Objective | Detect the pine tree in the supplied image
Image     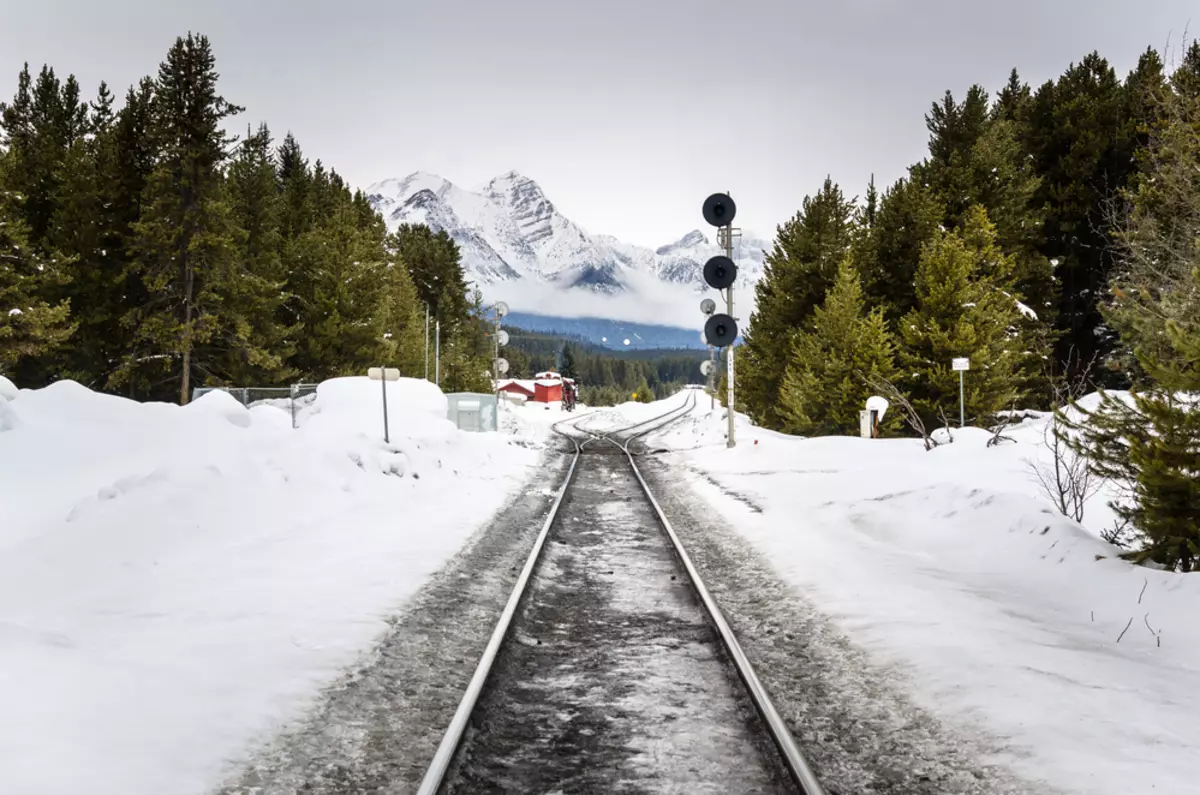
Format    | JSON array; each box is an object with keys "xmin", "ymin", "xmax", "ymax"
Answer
[
  {"xmin": 856, "ymin": 175, "xmax": 945, "ymax": 322},
  {"xmin": 381, "ymin": 248, "xmax": 425, "ymax": 378},
  {"xmin": 994, "ymin": 68, "xmax": 1032, "ymax": 122},
  {"xmin": 38, "ymin": 82, "xmax": 129, "ymax": 387},
  {"xmin": 740, "ymin": 177, "xmax": 855, "ymax": 429},
  {"xmin": 778, "ymin": 258, "xmax": 900, "ymax": 436},
  {"xmin": 1024, "ymin": 52, "xmax": 1135, "ymax": 385},
  {"xmin": 392, "ymin": 223, "xmax": 468, "ymax": 321},
  {"xmin": 899, "ymin": 207, "xmax": 1028, "ymax": 427},
  {"xmin": 287, "ymin": 194, "xmax": 391, "ymax": 381},
  {"xmin": 121, "ymin": 33, "xmax": 244, "ymax": 403},
  {"xmin": 1063, "ymin": 70, "xmax": 1200, "ymax": 572},
  {"xmin": 213, "ymin": 122, "xmax": 295, "ymax": 386},
  {"xmin": 560, "ymin": 341, "xmax": 577, "ymax": 379},
  {"xmin": 0, "ymin": 167, "xmax": 74, "ymax": 375},
  {"xmin": 925, "ymin": 85, "xmax": 991, "ymax": 223}
]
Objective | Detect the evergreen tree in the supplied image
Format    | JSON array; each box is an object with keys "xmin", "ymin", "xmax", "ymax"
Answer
[
  {"xmin": 741, "ymin": 177, "xmax": 855, "ymax": 429},
  {"xmin": 778, "ymin": 258, "xmax": 900, "ymax": 436},
  {"xmin": 1064, "ymin": 70, "xmax": 1200, "ymax": 572},
  {"xmin": 392, "ymin": 223, "xmax": 466, "ymax": 321},
  {"xmin": 899, "ymin": 207, "xmax": 1028, "ymax": 427},
  {"xmin": 560, "ymin": 341, "xmax": 578, "ymax": 379},
  {"xmin": 277, "ymin": 132, "xmax": 312, "ymax": 240},
  {"xmin": 381, "ymin": 249, "xmax": 425, "ymax": 378},
  {"xmin": 286, "ymin": 196, "xmax": 390, "ymax": 380},
  {"xmin": 857, "ymin": 175, "xmax": 945, "ymax": 322},
  {"xmin": 994, "ymin": 68, "xmax": 1032, "ymax": 122},
  {"xmin": 121, "ymin": 33, "xmax": 244, "ymax": 403},
  {"xmin": 1024, "ymin": 52, "xmax": 1135, "ymax": 384},
  {"xmin": 924, "ymin": 85, "xmax": 991, "ymax": 223},
  {"xmin": 1169, "ymin": 40, "xmax": 1200, "ymax": 100},
  {"xmin": 0, "ymin": 168, "xmax": 74, "ymax": 374},
  {"xmin": 38, "ymin": 82, "xmax": 128, "ymax": 387},
  {"xmin": 211, "ymin": 122, "xmax": 296, "ymax": 386}
]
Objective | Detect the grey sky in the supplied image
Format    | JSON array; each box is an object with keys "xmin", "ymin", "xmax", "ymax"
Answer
[{"xmin": 2, "ymin": 0, "xmax": 1195, "ymax": 247}]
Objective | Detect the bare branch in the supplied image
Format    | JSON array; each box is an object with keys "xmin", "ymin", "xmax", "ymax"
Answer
[
  {"xmin": 1116, "ymin": 616, "xmax": 1134, "ymax": 643},
  {"xmin": 856, "ymin": 370, "xmax": 936, "ymax": 450}
]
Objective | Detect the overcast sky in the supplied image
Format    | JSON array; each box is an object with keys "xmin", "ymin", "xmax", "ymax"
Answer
[{"xmin": 1, "ymin": 0, "xmax": 1195, "ymax": 247}]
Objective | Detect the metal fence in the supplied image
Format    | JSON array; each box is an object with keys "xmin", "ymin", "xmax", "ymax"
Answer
[{"xmin": 191, "ymin": 383, "xmax": 320, "ymax": 429}]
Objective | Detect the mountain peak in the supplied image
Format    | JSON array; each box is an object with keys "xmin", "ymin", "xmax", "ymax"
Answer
[{"xmin": 655, "ymin": 229, "xmax": 709, "ymax": 255}]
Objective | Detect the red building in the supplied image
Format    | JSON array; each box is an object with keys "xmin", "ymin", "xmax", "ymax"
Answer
[
  {"xmin": 496, "ymin": 372, "xmax": 576, "ymax": 404},
  {"xmin": 533, "ymin": 380, "xmax": 563, "ymax": 404},
  {"xmin": 497, "ymin": 380, "xmax": 536, "ymax": 401}
]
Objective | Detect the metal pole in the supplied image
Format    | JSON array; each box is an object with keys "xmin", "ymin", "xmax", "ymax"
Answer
[
  {"xmin": 435, "ymin": 320, "xmax": 441, "ymax": 386},
  {"xmin": 709, "ymin": 346, "xmax": 715, "ymax": 410},
  {"xmin": 724, "ymin": 223, "xmax": 736, "ymax": 449},
  {"xmin": 381, "ymin": 372, "xmax": 390, "ymax": 443},
  {"xmin": 959, "ymin": 370, "xmax": 965, "ymax": 428},
  {"xmin": 424, "ymin": 304, "xmax": 430, "ymax": 381}
]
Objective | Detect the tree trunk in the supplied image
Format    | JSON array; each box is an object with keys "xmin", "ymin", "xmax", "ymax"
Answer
[{"xmin": 180, "ymin": 249, "xmax": 192, "ymax": 406}]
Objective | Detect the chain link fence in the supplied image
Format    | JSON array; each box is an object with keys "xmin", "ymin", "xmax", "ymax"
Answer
[{"xmin": 191, "ymin": 384, "xmax": 320, "ymax": 429}]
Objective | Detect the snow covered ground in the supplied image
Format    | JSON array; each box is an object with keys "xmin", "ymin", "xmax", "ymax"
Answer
[
  {"xmin": 628, "ymin": 393, "xmax": 1200, "ymax": 795},
  {"xmin": 0, "ymin": 375, "xmax": 549, "ymax": 795}
]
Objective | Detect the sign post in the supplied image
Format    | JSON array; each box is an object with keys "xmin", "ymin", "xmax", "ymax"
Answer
[
  {"xmin": 952, "ymin": 357, "xmax": 970, "ymax": 427},
  {"xmin": 368, "ymin": 367, "xmax": 401, "ymax": 442}
]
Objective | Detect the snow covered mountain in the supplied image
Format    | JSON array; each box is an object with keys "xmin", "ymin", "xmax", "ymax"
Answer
[{"xmin": 365, "ymin": 171, "xmax": 769, "ymax": 301}]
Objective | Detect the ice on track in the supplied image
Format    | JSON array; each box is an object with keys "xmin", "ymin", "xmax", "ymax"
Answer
[{"xmin": 0, "ymin": 376, "xmax": 548, "ymax": 795}]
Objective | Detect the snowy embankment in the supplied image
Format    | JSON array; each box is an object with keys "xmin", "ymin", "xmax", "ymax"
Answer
[
  {"xmin": 648, "ymin": 398, "xmax": 1200, "ymax": 795},
  {"xmin": 0, "ymin": 375, "xmax": 548, "ymax": 795}
]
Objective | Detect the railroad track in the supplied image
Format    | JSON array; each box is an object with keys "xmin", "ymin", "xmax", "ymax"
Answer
[{"xmin": 416, "ymin": 391, "xmax": 826, "ymax": 794}]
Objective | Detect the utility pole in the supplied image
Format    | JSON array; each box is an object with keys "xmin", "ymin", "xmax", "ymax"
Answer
[
  {"xmin": 491, "ymin": 301, "xmax": 509, "ymax": 406},
  {"xmin": 424, "ymin": 304, "xmax": 430, "ymax": 381},
  {"xmin": 709, "ymin": 345, "xmax": 716, "ymax": 410},
  {"xmin": 435, "ymin": 320, "xmax": 441, "ymax": 387}
]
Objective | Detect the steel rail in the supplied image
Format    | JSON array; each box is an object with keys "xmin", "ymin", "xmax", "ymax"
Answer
[
  {"xmin": 413, "ymin": 411, "xmax": 586, "ymax": 795},
  {"xmin": 415, "ymin": 390, "xmax": 825, "ymax": 794},
  {"xmin": 618, "ymin": 395, "xmax": 828, "ymax": 795},
  {"xmin": 413, "ymin": 401, "xmax": 694, "ymax": 795}
]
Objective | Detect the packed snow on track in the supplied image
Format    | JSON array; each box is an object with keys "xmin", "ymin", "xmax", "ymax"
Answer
[
  {"xmin": 633, "ymin": 393, "xmax": 1200, "ymax": 795},
  {"xmin": 0, "ymin": 375, "xmax": 550, "ymax": 795}
]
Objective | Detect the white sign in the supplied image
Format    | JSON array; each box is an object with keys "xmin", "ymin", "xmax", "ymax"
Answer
[
  {"xmin": 495, "ymin": 301, "xmax": 509, "ymax": 318},
  {"xmin": 952, "ymin": 357, "xmax": 970, "ymax": 372},
  {"xmin": 495, "ymin": 358, "xmax": 510, "ymax": 374},
  {"xmin": 368, "ymin": 367, "xmax": 401, "ymax": 381},
  {"xmin": 496, "ymin": 329, "xmax": 510, "ymax": 346}
]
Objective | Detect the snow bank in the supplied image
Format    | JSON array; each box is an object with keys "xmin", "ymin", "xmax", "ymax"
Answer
[
  {"xmin": 0, "ymin": 377, "xmax": 548, "ymax": 795},
  {"xmin": 649, "ymin": 402, "xmax": 1200, "ymax": 795},
  {"xmin": 0, "ymin": 373, "xmax": 18, "ymax": 401}
]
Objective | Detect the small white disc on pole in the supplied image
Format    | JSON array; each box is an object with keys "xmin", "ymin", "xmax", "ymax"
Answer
[
  {"xmin": 495, "ymin": 301, "xmax": 510, "ymax": 318},
  {"xmin": 497, "ymin": 329, "xmax": 510, "ymax": 346},
  {"xmin": 495, "ymin": 358, "xmax": 509, "ymax": 374}
]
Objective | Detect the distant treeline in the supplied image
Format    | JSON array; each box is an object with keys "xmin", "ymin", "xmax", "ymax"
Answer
[{"xmin": 500, "ymin": 326, "xmax": 707, "ymax": 405}]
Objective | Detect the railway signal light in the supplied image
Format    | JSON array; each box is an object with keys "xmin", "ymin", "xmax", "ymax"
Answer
[
  {"xmin": 703, "ymin": 255, "xmax": 737, "ymax": 290},
  {"xmin": 704, "ymin": 313, "xmax": 738, "ymax": 347},
  {"xmin": 702, "ymin": 192, "xmax": 737, "ymax": 228},
  {"xmin": 698, "ymin": 190, "xmax": 740, "ymax": 449}
]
